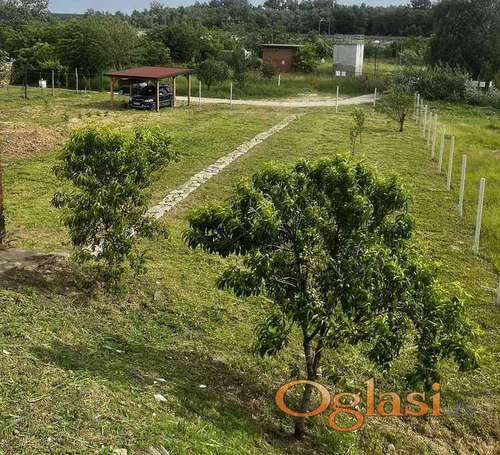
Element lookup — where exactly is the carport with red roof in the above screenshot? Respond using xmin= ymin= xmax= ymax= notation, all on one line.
xmin=105 ymin=66 xmax=195 ymax=112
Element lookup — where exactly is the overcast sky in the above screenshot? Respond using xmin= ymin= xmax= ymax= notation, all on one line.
xmin=49 ymin=0 xmax=407 ymax=14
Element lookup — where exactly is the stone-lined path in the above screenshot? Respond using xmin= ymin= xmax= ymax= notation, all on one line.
xmin=148 ymin=115 xmax=297 ymax=219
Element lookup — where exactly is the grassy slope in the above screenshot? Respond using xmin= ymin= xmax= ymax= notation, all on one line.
xmin=0 ymin=93 xmax=499 ymax=454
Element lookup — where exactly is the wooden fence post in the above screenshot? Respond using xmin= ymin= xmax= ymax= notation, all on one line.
xmin=415 ymin=93 xmax=420 ymax=122
xmin=198 ymin=80 xmax=202 ymax=106
xmin=447 ymin=135 xmax=455 ymax=191
xmin=422 ymin=106 xmax=428 ymax=138
xmin=230 ymin=81 xmax=233 ymax=106
xmin=51 ymin=70 xmax=55 ymax=97
xmin=437 ymin=128 xmax=445 ymax=168
xmin=427 ymin=112 xmax=434 ymax=148
xmin=278 ymin=74 xmax=281 ymax=86
xmin=373 ymin=87 xmax=377 ymax=107
xmin=458 ymin=154 xmax=467 ymax=217
xmin=431 ymin=120 xmax=438 ymax=160
xmin=75 ymin=68 xmax=79 ymax=94
xmin=473 ymin=178 xmax=486 ymax=255
xmin=336 ymin=86 xmax=339 ymax=113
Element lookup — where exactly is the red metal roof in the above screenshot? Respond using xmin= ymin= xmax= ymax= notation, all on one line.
xmin=105 ymin=66 xmax=194 ymax=80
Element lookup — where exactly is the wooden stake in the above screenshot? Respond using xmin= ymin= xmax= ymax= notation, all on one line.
xmin=447 ymin=135 xmax=455 ymax=191
xmin=458 ymin=154 xmax=467 ymax=217
xmin=373 ymin=87 xmax=377 ymax=107
xmin=437 ymin=128 xmax=445 ymax=168
xmin=51 ymin=70 xmax=55 ymax=97
xmin=336 ymin=86 xmax=339 ymax=113
xmin=75 ymin=68 xmax=79 ymax=94
xmin=156 ymin=80 xmax=160 ymax=112
xmin=173 ymin=77 xmax=176 ymax=107
xmin=110 ymin=77 xmax=114 ymax=110
xmin=415 ymin=93 xmax=420 ymax=122
xmin=422 ymin=106 xmax=428 ymax=138
xmin=473 ymin=178 xmax=486 ymax=254
xmin=278 ymin=74 xmax=281 ymax=86
xmin=431 ymin=120 xmax=438 ymax=160
xmin=426 ymin=112 xmax=434 ymax=147
xmin=187 ymin=74 xmax=191 ymax=106
xmin=230 ymin=81 xmax=233 ymax=106
xmin=198 ymin=81 xmax=201 ymax=106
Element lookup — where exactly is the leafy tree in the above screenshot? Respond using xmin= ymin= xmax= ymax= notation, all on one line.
xmin=52 ymin=126 xmax=176 ymax=291
xmin=376 ymin=87 xmax=414 ymax=132
xmin=197 ymin=59 xmax=230 ymax=90
xmin=57 ymin=16 xmax=138 ymax=72
xmin=137 ymin=36 xmax=171 ymax=66
xmin=294 ymin=44 xmax=318 ymax=73
xmin=0 ymin=0 xmax=48 ymax=23
xmin=429 ymin=0 xmax=500 ymax=79
xmin=228 ymin=45 xmax=249 ymax=87
xmin=261 ymin=62 xmax=276 ymax=80
xmin=410 ymin=0 xmax=431 ymax=9
xmin=349 ymin=107 xmax=366 ymax=155
xmin=185 ymin=157 xmax=478 ymax=438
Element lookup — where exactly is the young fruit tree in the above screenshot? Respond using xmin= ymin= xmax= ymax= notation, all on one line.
xmin=52 ymin=125 xmax=176 ymax=290
xmin=349 ymin=107 xmax=366 ymax=155
xmin=184 ymin=157 xmax=478 ymax=439
xmin=376 ymin=87 xmax=414 ymax=132
xmin=197 ymin=59 xmax=230 ymax=90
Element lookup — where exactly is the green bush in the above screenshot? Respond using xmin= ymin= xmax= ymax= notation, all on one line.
xmin=261 ymin=63 xmax=276 ymax=80
xmin=197 ymin=59 xmax=231 ymax=90
xmin=52 ymin=125 xmax=176 ymax=291
xmin=393 ymin=65 xmax=469 ymax=101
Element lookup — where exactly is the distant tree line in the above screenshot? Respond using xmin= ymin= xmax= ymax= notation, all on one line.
xmin=0 ymin=0 xmax=498 ymax=82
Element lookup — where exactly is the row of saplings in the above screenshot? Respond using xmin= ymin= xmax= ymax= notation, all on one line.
xmin=50 ymin=109 xmax=477 ymax=440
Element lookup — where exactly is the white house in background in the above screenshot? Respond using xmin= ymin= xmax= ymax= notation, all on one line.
xmin=333 ymin=35 xmax=365 ymax=77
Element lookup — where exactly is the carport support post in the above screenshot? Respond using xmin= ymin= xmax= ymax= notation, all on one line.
xmin=156 ymin=79 xmax=160 ymax=112
xmin=129 ymin=80 xmax=133 ymax=97
xmin=110 ymin=77 xmax=114 ymax=110
xmin=187 ymin=73 xmax=191 ymax=106
xmin=173 ymin=77 xmax=177 ymax=107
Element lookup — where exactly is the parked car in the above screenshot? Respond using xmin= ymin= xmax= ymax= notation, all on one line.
xmin=129 ymin=85 xmax=173 ymax=110
xmin=117 ymin=82 xmax=146 ymax=95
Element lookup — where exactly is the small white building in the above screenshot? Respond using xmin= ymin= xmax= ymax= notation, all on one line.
xmin=333 ymin=35 xmax=364 ymax=77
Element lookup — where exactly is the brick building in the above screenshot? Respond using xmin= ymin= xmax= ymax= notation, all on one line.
xmin=261 ymin=44 xmax=302 ymax=73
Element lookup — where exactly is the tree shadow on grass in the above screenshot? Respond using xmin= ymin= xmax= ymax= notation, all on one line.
xmin=31 ymin=335 xmax=329 ymax=453
xmin=0 ymin=248 xmax=95 ymax=300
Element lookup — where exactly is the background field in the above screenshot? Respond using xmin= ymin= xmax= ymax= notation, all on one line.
xmin=0 ymin=90 xmax=499 ymax=454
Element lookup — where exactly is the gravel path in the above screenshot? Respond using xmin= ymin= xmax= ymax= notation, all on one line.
xmin=148 ymin=115 xmax=297 ymax=219
xmin=176 ymin=93 xmax=374 ymax=108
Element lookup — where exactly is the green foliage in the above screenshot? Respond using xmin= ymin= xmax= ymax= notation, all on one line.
xmin=228 ymin=45 xmax=249 ymax=87
xmin=57 ymin=16 xmax=139 ymax=72
xmin=393 ymin=65 xmax=468 ymax=102
xmin=349 ymin=108 xmax=366 ymax=155
xmin=137 ymin=36 xmax=171 ymax=66
xmin=185 ymin=157 xmax=478 ymax=436
xmin=261 ymin=62 xmax=276 ymax=80
xmin=0 ymin=0 xmax=48 ymax=23
xmin=376 ymin=87 xmax=414 ymax=132
xmin=52 ymin=125 xmax=176 ymax=291
xmin=294 ymin=44 xmax=318 ymax=73
xmin=429 ymin=0 xmax=500 ymax=79
xmin=197 ymin=59 xmax=230 ymax=90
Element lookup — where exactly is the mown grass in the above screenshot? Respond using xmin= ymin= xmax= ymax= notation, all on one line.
xmin=427 ymin=102 xmax=500 ymax=270
xmin=0 ymin=92 xmax=499 ymax=454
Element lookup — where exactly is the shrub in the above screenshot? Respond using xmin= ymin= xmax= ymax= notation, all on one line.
xmin=52 ymin=125 xmax=176 ymax=291
xmin=261 ymin=62 xmax=276 ymax=80
xmin=464 ymin=85 xmax=500 ymax=109
xmin=294 ymin=44 xmax=319 ymax=73
xmin=393 ymin=65 xmax=469 ymax=101
xmin=197 ymin=59 xmax=231 ymax=90
xmin=349 ymin=108 xmax=366 ymax=154
xmin=376 ymin=86 xmax=414 ymax=132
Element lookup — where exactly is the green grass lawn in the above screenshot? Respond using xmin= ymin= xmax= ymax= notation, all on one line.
xmin=0 ymin=92 xmax=499 ymax=454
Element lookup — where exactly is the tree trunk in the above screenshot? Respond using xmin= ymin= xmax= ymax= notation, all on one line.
xmin=294 ymin=336 xmax=323 ymax=439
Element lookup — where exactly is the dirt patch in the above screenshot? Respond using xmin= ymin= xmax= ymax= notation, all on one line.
xmin=0 ymin=122 xmax=65 ymax=159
